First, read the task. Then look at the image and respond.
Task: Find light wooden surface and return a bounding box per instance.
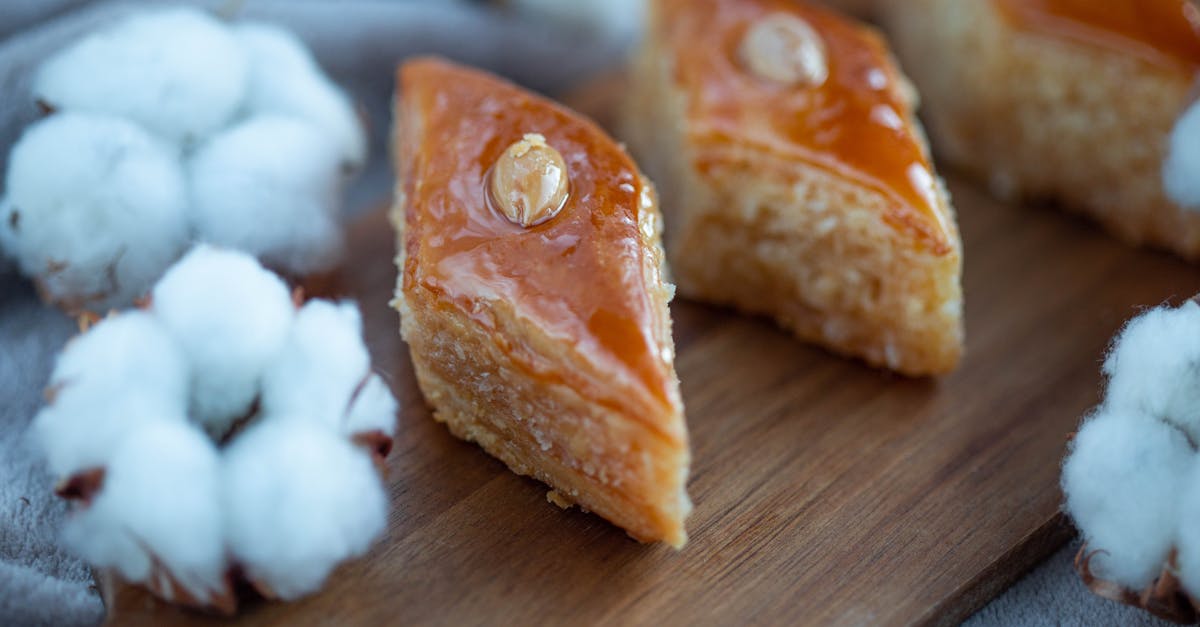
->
[107,176,1200,625]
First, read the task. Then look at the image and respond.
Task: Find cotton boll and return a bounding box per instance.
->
[260,300,371,428]
[151,246,295,436]
[1165,99,1200,210]
[222,419,386,600]
[2,113,189,311]
[233,22,366,170]
[188,116,345,276]
[32,311,189,477]
[63,419,226,601]
[33,7,248,144]
[1062,408,1193,589]
[1103,302,1200,443]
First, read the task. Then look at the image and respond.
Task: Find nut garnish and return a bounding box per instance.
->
[488,133,569,227]
[738,13,828,87]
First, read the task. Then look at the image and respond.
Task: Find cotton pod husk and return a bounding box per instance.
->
[345,375,399,466]
[1074,546,1199,625]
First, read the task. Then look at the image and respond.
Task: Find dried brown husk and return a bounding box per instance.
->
[344,370,396,473]
[1075,545,1199,624]
[140,551,237,616]
[352,429,393,474]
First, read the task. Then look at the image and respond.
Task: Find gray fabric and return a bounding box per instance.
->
[0,282,99,627]
[0,1,1174,625]
[967,541,1172,627]
[0,0,93,41]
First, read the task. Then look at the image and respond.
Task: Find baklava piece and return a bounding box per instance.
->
[392,58,691,546]
[882,0,1200,259]
[622,0,964,375]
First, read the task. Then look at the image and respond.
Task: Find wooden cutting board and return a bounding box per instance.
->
[107,90,1200,626]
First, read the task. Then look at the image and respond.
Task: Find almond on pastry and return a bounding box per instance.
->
[621,0,963,376]
[392,58,691,547]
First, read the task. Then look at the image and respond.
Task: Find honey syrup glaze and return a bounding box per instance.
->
[398,59,677,419]
[993,0,1200,70]
[658,0,953,254]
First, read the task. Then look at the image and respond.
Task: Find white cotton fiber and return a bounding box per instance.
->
[151,246,295,436]
[344,374,398,439]
[32,310,189,477]
[63,419,226,601]
[1062,408,1193,589]
[222,419,386,600]
[0,113,189,311]
[1103,302,1200,443]
[33,7,248,144]
[257,298,397,444]
[234,22,366,169]
[188,116,345,276]
[1165,99,1200,210]
[1174,459,1200,594]
[44,311,187,405]
[260,300,370,427]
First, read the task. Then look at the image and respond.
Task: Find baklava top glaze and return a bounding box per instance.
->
[994,0,1200,71]
[655,0,953,254]
[396,59,680,434]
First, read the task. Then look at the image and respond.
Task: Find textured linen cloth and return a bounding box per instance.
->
[0,1,1173,625]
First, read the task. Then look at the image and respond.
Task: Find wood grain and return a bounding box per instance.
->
[106,110,1200,627]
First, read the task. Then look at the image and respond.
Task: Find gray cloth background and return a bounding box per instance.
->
[0,1,1175,625]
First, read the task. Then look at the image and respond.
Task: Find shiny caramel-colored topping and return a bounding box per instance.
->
[658,0,951,253]
[993,0,1200,70]
[738,13,828,86]
[488,133,570,227]
[397,58,679,421]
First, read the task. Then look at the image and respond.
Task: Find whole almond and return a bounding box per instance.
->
[739,13,828,87]
[488,133,569,227]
